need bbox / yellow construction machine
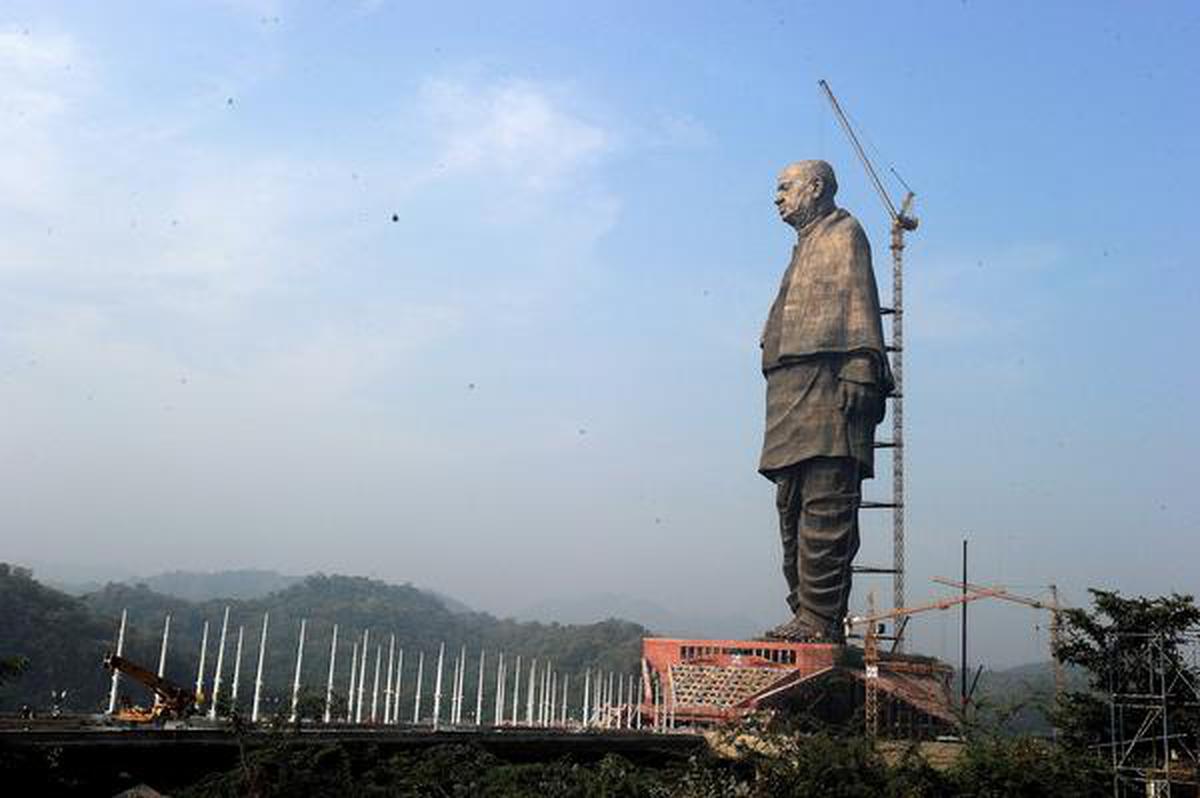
[103,653,197,722]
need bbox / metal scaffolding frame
[1106,629,1200,797]
[855,241,907,634]
[885,215,909,632]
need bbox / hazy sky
[3,1,1198,667]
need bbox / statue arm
[837,354,886,421]
[837,354,877,386]
[837,218,893,408]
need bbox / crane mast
[818,80,918,648]
[850,585,1002,736]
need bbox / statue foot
[764,614,844,644]
[764,615,824,642]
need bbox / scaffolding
[1105,629,1200,797]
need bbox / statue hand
[839,381,878,418]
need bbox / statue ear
[810,176,824,198]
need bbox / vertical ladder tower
[818,80,918,645]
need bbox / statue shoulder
[818,209,871,254]
[826,208,866,237]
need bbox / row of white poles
[581,668,646,730]
[108,608,273,722]
[107,609,655,730]
[646,670,678,732]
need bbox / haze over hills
[518,593,761,640]
[44,568,474,615]
[961,660,1089,737]
[41,568,300,600]
[44,566,752,631]
[122,569,304,602]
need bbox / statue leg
[796,457,861,640]
[775,469,803,613]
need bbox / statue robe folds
[759,208,893,480]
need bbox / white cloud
[242,302,465,404]
[0,31,632,394]
[215,0,283,19]
[5,296,461,418]
[0,27,82,214]
[0,26,76,75]
[421,77,612,191]
[0,54,625,419]
[645,111,713,150]
[0,25,467,412]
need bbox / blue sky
[2,1,1197,666]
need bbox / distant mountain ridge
[959,660,1089,736]
[132,569,303,601]
[518,592,762,640]
[127,569,475,614]
[0,564,646,715]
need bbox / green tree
[947,737,1109,798]
[0,563,117,712]
[1053,590,1200,752]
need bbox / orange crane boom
[931,577,1066,699]
[103,652,196,721]
[847,585,1008,630]
[848,586,1006,736]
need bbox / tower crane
[846,585,1005,736]
[932,578,1066,700]
[819,80,918,647]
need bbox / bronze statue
[760,160,893,642]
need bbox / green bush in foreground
[948,737,1109,798]
[171,733,1111,798]
[178,743,688,798]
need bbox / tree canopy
[1054,589,1200,764]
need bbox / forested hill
[968,660,1089,736]
[0,565,647,714]
[130,569,304,602]
[0,564,117,711]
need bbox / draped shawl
[762,208,893,392]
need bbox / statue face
[775,165,826,230]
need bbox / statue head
[775,160,838,231]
